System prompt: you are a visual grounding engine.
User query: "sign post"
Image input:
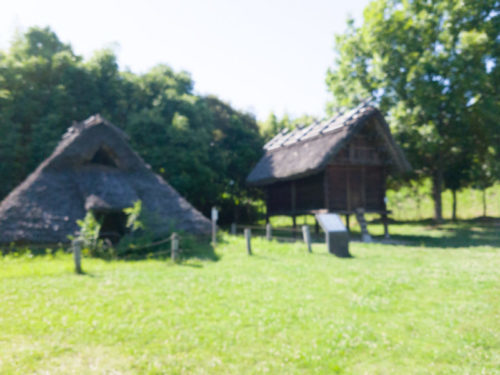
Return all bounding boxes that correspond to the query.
[315,213,350,257]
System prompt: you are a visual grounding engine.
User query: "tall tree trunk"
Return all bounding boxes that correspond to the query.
[452,189,457,221]
[432,170,443,223]
[482,188,487,217]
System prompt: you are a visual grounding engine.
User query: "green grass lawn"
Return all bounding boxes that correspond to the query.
[1,221,499,374]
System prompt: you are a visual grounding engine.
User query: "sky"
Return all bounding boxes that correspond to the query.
[0,0,370,121]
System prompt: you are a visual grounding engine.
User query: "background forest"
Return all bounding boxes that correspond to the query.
[1,0,499,224]
[0,27,264,223]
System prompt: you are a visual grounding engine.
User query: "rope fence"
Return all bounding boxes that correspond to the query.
[72,232,181,273]
[233,224,303,233]
[71,220,318,274]
[123,234,174,251]
[230,222,316,254]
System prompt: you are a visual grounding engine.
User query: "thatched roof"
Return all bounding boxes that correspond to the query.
[247,103,411,186]
[0,114,211,244]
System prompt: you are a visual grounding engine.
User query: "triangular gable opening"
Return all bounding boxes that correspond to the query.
[330,120,391,166]
[87,147,118,168]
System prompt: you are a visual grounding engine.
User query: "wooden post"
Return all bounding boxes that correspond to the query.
[211,207,218,247]
[361,166,366,208]
[212,222,216,246]
[323,169,330,211]
[265,187,270,225]
[345,214,350,232]
[292,216,297,239]
[171,232,179,262]
[302,225,312,253]
[355,208,372,242]
[73,239,83,274]
[231,223,237,235]
[245,228,252,255]
[266,223,272,241]
[346,168,351,212]
[315,218,320,234]
[382,213,389,239]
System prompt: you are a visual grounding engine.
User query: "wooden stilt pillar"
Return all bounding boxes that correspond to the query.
[355,208,372,242]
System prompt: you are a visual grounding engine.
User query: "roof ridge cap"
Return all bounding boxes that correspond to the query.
[265,125,347,154]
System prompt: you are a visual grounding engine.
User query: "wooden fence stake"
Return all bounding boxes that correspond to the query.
[266,223,272,241]
[231,223,237,235]
[211,207,218,247]
[382,213,390,239]
[302,225,312,253]
[171,232,179,262]
[244,228,252,255]
[73,239,83,274]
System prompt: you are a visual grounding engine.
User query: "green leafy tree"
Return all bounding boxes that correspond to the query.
[258,112,318,141]
[259,113,281,140]
[326,0,500,221]
[200,96,264,222]
[69,211,108,257]
[0,27,265,222]
[124,200,145,232]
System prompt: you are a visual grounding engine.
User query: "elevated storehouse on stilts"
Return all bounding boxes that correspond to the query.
[247,103,411,232]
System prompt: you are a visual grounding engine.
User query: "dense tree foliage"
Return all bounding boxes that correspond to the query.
[0,27,264,222]
[258,112,318,141]
[326,0,500,221]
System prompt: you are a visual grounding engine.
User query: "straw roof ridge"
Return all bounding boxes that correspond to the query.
[247,104,411,186]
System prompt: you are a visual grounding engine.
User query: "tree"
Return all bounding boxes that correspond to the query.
[0,27,86,196]
[0,27,265,222]
[259,113,281,141]
[443,153,472,221]
[470,145,500,217]
[326,0,500,221]
[258,112,318,141]
[199,96,264,222]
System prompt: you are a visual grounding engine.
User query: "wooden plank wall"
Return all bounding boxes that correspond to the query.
[325,165,385,212]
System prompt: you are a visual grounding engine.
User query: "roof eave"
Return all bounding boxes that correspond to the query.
[247,167,325,186]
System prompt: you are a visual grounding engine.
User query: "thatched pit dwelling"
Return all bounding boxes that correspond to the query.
[247,102,411,230]
[0,114,211,245]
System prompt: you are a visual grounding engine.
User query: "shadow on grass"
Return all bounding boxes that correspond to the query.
[179,238,219,262]
[75,270,97,277]
[1,238,220,264]
[251,218,500,250]
[117,237,220,262]
[177,262,203,268]
[367,218,500,248]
